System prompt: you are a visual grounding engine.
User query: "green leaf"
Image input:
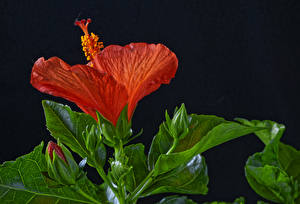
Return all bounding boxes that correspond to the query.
[235,118,285,145]
[256,201,269,204]
[124,144,149,192]
[246,165,298,203]
[42,100,97,163]
[156,195,196,204]
[245,139,300,203]
[143,154,208,196]
[0,142,104,204]
[278,143,300,182]
[148,114,225,171]
[236,119,300,182]
[99,183,119,204]
[203,196,246,204]
[153,117,262,175]
[239,119,300,203]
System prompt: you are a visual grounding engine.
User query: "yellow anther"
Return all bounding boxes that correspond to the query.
[75,18,104,62]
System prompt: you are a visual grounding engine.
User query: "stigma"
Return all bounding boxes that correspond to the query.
[75,18,104,62]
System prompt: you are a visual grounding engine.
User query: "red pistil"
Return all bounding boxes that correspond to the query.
[74,18,92,35]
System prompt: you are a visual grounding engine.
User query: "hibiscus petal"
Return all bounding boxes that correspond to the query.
[31,57,128,125]
[92,43,178,119]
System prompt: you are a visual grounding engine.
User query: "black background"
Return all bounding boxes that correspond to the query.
[1,0,300,203]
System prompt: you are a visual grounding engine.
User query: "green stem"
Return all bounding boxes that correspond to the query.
[93,161,119,201]
[166,137,178,154]
[114,141,124,161]
[127,170,154,202]
[113,142,127,204]
[118,184,126,204]
[128,138,179,202]
[77,187,102,204]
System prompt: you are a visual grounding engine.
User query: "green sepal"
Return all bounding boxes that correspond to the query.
[115,104,133,142]
[46,142,81,185]
[97,111,117,147]
[59,142,80,174]
[110,157,130,181]
[53,153,76,185]
[96,105,142,148]
[94,142,106,167]
[84,125,97,152]
[83,124,106,167]
[164,104,190,140]
[110,156,135,192]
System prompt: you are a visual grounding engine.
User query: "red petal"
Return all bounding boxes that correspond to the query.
[92,43,178,119]
[47,141,67,163]
[31,57,128,125]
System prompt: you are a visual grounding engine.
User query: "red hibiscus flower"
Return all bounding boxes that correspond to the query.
[31,19,178,125]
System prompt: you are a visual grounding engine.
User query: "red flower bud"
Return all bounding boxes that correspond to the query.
[47,141,67,163]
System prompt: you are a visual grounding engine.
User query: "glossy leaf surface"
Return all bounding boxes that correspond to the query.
[150,114,262,175]
[42,100,97,164]
[235,118,285,145]
[238,119,300,203]
[0,143,103,204]
[245,138,300,203]
[278,143,300,182]
[124,144,149,191]
[143,154,208,196]
[148,115,225,170]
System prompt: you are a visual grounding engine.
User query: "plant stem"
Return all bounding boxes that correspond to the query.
[113,142,127,204]
[127,170,154,202]
[118,184,126,204]
[93,161,119,201]
[77,187,102,204]
[166,137,178,154]
[127,137,179,202]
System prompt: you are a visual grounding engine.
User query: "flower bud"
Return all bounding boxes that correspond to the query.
[47,141,67,162]
[83,125,107,167]
[96,106,135,147]
[84,125,98,151]
[46,141,81,185]
[97,111,117,146]
[166,104,190,140]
